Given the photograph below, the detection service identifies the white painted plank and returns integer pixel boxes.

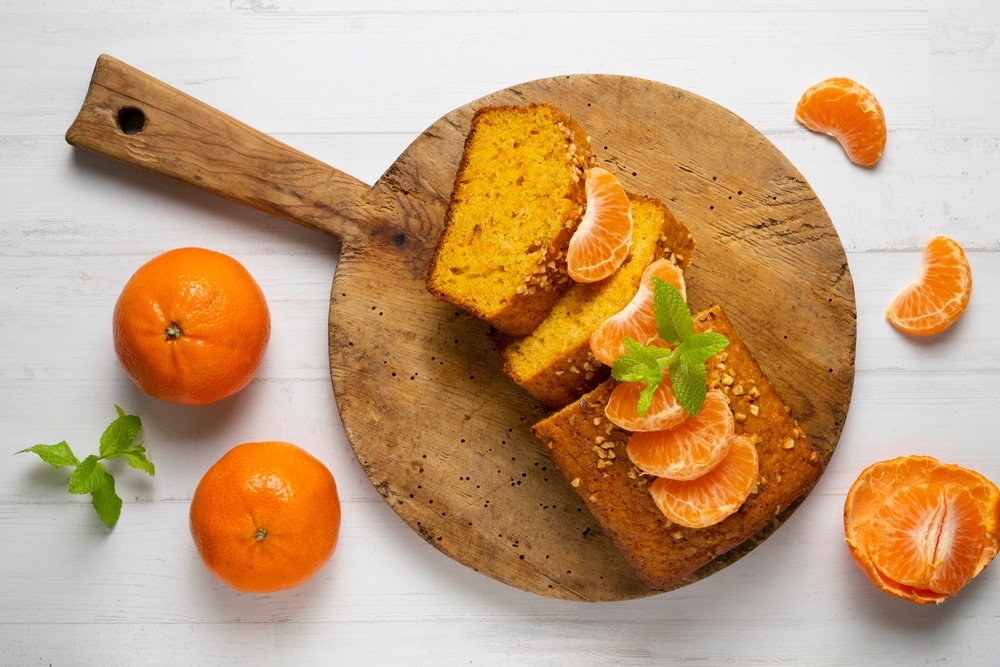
[4,1,1000,664]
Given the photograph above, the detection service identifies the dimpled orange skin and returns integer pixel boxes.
[189,441,342,593]
[112,247,270,406]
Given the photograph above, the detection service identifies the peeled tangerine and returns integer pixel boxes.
[844,455,1000,604]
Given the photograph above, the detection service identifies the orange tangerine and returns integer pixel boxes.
[189,441,341,593]
[886,236,972,336]
[566,167,633,283]
[626,391,734,480]
[844,455,1000,604]
[112,247,270,406]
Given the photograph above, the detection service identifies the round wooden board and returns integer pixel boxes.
[328,74,856,602]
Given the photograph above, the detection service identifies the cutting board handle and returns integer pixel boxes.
[65,54,370,241]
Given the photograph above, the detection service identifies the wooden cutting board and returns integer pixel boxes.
[67,55,855,602]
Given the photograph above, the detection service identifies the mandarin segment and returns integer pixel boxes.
[648,434,759,529]
[566,167,634,283]
[795,77,887,166]
[886,236,972,336]
[844,455,1000,604]
[589,258,686,367]
[626,390,734,480]
[605,371,688,433]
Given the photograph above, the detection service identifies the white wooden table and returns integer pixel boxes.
[3,1,999,664]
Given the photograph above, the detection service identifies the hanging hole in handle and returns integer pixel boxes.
[117,107,146,135]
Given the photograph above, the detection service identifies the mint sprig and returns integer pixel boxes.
[17,406,153,528]
[610,278,729,417]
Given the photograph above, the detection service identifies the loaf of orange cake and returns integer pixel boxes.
[495,195,695,408]
[532,304,822,591]
[426,103,596,337]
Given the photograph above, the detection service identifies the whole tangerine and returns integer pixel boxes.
[189,441,342,593]
[112,247,270,406]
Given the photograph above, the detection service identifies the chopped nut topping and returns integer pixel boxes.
[782,438,795,450]
[734,412,747,424]
[749,405,759,417]
[571,477,581,488]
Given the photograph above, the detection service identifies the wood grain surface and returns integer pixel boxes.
[66,56,855,601]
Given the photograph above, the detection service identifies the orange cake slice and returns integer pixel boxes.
[532,304,822,590]
[426,103,595,337]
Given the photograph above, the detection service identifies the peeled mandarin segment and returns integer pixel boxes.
[868,483,985,596]
[843,455,1000,604]
[589,258,686,367]
[648,434,759,529]
[625,390,734,480]
[604,370,687,432]
[795,77,887,166]
[886,236,972,336]
[566,167,633,283]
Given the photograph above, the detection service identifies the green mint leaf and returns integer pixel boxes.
[17,442,80,468]
[122,445,155,477]
[91,476,123,529]
[668,357,709,417]
[611,338,665,384]
[677,331,731,367]
[68,455,108,495]
[19,406,149,529]
[610,276,732,418]
[99,405,142,458]
[635,380,658,417]
[652,278,694,344]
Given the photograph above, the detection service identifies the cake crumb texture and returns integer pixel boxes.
[427,103,595,337]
